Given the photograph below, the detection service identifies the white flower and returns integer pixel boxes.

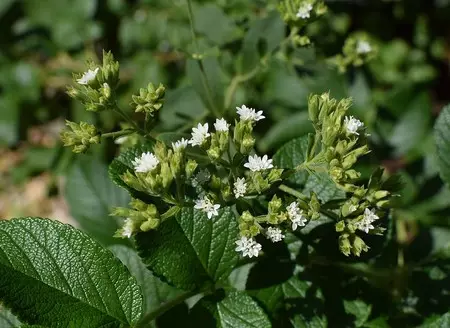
[236,105,265,122]
[132,152,160,173]
[356,40,372,54]
[244,154,273,172]
[115,136,129,145]
[194,196,220,219]
[233,177,247,198]
[122,218,133,238]
[267,227,284,243]
[286,202,307,230]
[172,138,189,150]
[357,208,379,233]
[214,118,229,132]
[344,116,364,135]
[296,3,313,19]
[76,67,99,85]
[235,236,262,258]
[189,123,210,146]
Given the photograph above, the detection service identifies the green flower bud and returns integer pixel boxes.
[122,171,144,191]
[374,190,390,200]
[249,225,260,237]
[376,199,390,208]
[345,169,360,180]
[249,172,270,194]
[60,120,101,153]
[267,169,284,184]
[101,82,111,99]
[241,211,254,223]
[169,151,183,178]
[330,166,344,181]
[352,235,369,256]
[100,50,120,88]
[132,82,165,115]
[185,159,198,179]
[240,134,255,154]
[268,195,282,213]
[207,146,221,161]
[335,220,346,232]
[140,219,160,231]
[341,202,358,217]
[210,175,222,190]
[160,162,173,189]
[221,184,232,200]
[339,234,351,256]
[309,192,320,212]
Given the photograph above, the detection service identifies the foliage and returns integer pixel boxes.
[0,1,449,327]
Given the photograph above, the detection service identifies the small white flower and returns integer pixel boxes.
[235,236,262,258]
[236,105,265,122]
[233,177,247,198]
[194,196,220,219]
[76,67,99,85]
[189,123,210,146]
[296,3,313,19]
[122,218,133,238]
[214,118,229,132]
[357,208,379,233]
[114,136,129,145]
[356,40,372,54]
[172,138,189,150]
[244,154,274,172]
[267,227,285,243]
[344,116,364,135]
[286,202,307,230]
[132,152,160,173]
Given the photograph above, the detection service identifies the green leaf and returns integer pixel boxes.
[0,218,142,327]
[110,245,181,318]
[65,156,130,246]
[136,207,239,291]
[273,136,345,201]
[343,299,372,327]
[193,291,271,328]
[420,312,450,328]
[0,305,21,327]
[434,104,450,186]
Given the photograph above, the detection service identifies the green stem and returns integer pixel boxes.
[186,0,221,117]
[224,66,260,110]
[135,290,199,327]
[101,129,133,139]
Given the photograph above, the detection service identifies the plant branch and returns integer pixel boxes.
[101,129,133,139]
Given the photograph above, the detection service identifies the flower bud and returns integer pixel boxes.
[267,169,283,184]
[185,159,198,179]
[339,234,351,256]
[207,146,221,161]
[160,162,173,189]
[268,195,282,213]
[335,220,346,232]
[241,211,254,223]
[240,134,255,154]
[352,235,369,256]
[132,82,165,115]
[140,218,160,231]
[100,50,120,88]
[374,190,390,200]
[60,121,101,153]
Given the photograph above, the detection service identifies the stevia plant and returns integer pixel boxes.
[0,1,449,328]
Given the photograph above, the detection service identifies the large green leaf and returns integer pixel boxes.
[193,291,271,328]
[0,218,142,327]
[136,207,239,291]
[65,156,130,246]
[420,312,450,328]
[273,136,345,201]
[0,305,21,327]
[434,104,450,186]
[110,245,182,320]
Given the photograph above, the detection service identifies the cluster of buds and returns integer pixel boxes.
[112,199,161,238]
[329,32,378,73]
[67,50,119,112]
[60,121,100,153]
[131,83,165,118]
[277,0,327,46]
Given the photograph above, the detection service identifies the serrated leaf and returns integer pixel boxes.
[193,291,271,328]
[0,218,142,327]
[434,104,450,186]
[343,299,372,327]
[65,156,130,246]
[136,207,239,291]
[273,136,345,201]
[110,245,182,320]
[0,305,21,327]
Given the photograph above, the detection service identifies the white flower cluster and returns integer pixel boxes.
[194,196,220,219]
[244,154,273,172]
[296,2,313,19]
[235,236,262,258]
[172,137,189,150]
[189,123,210,147]
[133,152,160,173]
[357,208,379,233]
[344,116,364,135]
[122,218,133,238]
[214,118,229,132]
[356,40,372,54]
[266,227,285,243]
[286,202,307,230]
[236,105,265,122]
[77,67,99,85]
[233,177,247,198]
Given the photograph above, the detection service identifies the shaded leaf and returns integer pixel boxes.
[434,104,450,186]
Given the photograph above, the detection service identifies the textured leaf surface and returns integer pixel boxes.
[195,291,271,328]
[343,299,372,327]
[0,218,143,327]
[434,105,450,186]
[65,156,130,245]
[274,136,345,201]
[110,245,181,318]
[136,207,239,291]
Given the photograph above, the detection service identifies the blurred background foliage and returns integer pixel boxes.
[0,0,449,326]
